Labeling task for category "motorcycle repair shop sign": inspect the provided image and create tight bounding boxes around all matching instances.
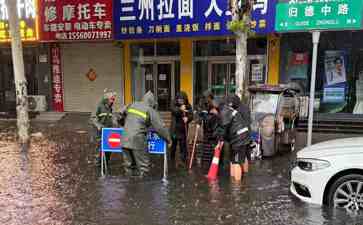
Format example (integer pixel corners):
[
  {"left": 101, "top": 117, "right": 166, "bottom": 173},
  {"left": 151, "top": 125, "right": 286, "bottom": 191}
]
[{"left": 39, "top": 0, "right": 113, "bottom": 41}]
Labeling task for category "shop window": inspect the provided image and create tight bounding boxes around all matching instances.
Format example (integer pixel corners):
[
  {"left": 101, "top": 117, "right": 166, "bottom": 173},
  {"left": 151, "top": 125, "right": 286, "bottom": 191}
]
[
  {"left": 156, "top": 42, "right": 180, "bottom": 56},
  {"left": 131, "top": 41, "right": 179, "bottom": 58},
  {"left": 193, "top": 61, "right": 209, "bottom": 105},
  {"left": 131, "top": 43, "right": 154, "bottom": 57},
  {"left": 194, "top": 39, "right": 235, "bottom": 57},
  {"left": 280, "top": 32, "right": 363, "bottom": 115}
]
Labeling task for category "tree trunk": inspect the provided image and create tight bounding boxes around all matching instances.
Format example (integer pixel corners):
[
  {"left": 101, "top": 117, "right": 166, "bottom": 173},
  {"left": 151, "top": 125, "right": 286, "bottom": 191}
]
[
  {"left": 6, "top": 0, "right": 30, "bottom": 146},
  {"left": 235, "top": 31, "right": 248, "bottom": 100},
  {"left": 231, "top": 0, "right": 249, "bottom": 101}
]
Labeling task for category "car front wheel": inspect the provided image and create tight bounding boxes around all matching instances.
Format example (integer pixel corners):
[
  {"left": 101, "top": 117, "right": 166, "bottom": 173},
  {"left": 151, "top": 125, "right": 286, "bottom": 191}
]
[{"left": 327, "top": 174, "right": 363, "bottom": 212}]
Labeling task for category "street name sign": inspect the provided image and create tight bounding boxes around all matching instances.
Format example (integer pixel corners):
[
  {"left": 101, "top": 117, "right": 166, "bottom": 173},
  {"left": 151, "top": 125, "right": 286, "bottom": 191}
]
[{"left": 275, "top": 0, "right": 363, "bottom": 32}]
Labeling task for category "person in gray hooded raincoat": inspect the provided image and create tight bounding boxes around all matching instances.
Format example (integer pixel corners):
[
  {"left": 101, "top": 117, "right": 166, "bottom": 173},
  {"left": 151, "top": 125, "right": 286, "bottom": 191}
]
[{"left": 121, "top": 91, "right": 171, "bottom": 177}]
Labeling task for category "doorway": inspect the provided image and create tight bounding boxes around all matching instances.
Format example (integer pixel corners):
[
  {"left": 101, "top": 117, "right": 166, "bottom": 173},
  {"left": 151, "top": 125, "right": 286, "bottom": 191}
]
[
  {"left": 141, "top": 62, "right": 175, "bottom": 111},
  {"left": 208, "top": 61, "right": 236, "bottom": 101}
]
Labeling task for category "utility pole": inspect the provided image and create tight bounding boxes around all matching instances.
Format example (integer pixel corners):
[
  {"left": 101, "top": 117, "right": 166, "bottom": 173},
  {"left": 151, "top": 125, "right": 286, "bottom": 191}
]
[
  {"left": 6, "top": 0, "right": 30, "bottom": 146},
  {"left": 229, "top": 0, "right": 252, "bottom": 101}
]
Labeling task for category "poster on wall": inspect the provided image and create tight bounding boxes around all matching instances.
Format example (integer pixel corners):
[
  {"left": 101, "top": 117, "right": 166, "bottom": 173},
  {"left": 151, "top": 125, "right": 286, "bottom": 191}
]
[
  {"left": 39, "top": 0, "right": 113, "bottom": 41},
  {"left": 251, "top": 64, "right": 264, "bottom": 82},
  {"left": 323, "top": 87, "right": 346, "bottom": 103},
  {"left": 287, "top": 52, "right": 309, "bottom": 80},
  {"left": 324, "top": 51, "right": 347, "bottom": 86},
  {"left": 51, "top": 44, "right": 64, "bottom": 112}
]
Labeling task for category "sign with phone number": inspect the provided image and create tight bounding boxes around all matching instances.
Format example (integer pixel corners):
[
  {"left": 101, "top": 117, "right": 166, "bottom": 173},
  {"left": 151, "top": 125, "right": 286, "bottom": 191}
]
[
  {"left": 55, "top": 31, "right": 112, "bottom": 40},
  {"left": 39, "top": 0, "right": 113, "bottom": 41}
]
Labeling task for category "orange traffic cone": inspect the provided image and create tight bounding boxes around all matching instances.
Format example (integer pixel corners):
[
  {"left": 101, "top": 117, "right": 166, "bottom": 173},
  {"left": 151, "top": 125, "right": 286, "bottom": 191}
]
[{"left": 207, "top": 142, "right": 224, "bottom": 180}]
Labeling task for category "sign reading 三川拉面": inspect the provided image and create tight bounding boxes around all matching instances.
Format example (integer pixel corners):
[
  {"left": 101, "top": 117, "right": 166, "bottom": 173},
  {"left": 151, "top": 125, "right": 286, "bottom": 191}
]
[
  {"left": 251, "top": 0, "right": 276, "bottom": 34},
  {"left": 275, "top": 0, "right": 363, "bottom": 32},
  {"left": 0, "top": 0, "right": 38, "bottom": 42},
  {"left": 113, "top": 0, "right": 232, "bottom": 39},
  {"left": 39, "top": 0, "right": 113, "bottom": 41}
]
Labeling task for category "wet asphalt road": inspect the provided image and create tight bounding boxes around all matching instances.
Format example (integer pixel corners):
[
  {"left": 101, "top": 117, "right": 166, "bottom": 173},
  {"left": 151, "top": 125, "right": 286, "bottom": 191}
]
[{"left": 1, "top": 114, "right": 363, "bottom": 225}]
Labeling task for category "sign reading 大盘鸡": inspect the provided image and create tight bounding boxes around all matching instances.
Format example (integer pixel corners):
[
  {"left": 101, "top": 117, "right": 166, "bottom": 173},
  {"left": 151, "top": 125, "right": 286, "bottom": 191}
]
[{"left": 275, "top": 0, "right": 363, "bottom": 32}]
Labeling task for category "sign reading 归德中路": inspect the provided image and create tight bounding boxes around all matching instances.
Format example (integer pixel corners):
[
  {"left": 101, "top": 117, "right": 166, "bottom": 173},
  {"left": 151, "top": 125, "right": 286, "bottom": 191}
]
[
  {"left": 275, "top": 0, "right": 363, "bottom": 32},
  {"left": 113, "top": 0, "right": 232, "bottom": 39},
  {"left": 0, "top": 0, "right": 38, "bottom": 42},
  {"left": 39, "top": 0, "right": 113, "bottom": 41}
]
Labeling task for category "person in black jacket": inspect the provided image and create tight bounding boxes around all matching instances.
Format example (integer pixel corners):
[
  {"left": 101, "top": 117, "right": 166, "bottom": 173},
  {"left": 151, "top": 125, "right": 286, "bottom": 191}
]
[
  {"left": 215, "top": 94, "right": 251, "bottom": 181},
  {"left": 170, "top": 91, "right": 193, "bottom": 166},
  {"left": 196, "top": 90, "right": 223, "bottom": 167}
]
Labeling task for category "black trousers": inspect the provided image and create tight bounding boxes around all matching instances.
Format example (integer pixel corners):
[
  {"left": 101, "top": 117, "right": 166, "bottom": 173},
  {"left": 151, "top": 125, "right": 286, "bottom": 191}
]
[{"left": 170, "top": 135, "right": 188, "bottom": 163}]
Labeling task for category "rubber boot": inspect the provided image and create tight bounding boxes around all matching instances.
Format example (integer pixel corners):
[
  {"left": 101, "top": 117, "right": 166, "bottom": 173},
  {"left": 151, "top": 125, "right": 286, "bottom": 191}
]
[{"left": 133, "top": 149, "right": 151, "bottom": 178}]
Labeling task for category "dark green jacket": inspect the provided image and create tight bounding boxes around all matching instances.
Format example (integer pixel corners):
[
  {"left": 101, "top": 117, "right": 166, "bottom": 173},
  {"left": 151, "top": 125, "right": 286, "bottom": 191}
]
[
  {"left": 121, "top": 92, "right": 171, "bottom": 150},
  {"left": 96, "top": 98, "right": 113, "bottom": 128}
]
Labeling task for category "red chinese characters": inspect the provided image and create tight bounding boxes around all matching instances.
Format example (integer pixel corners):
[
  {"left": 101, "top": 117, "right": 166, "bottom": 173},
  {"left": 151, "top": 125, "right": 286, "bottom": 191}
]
[
  {"left": 39, "top": 0, "right": 113, "bottom": 41},
  {"left": 51, "top": 45, "right": 64, "bottom": 112}
]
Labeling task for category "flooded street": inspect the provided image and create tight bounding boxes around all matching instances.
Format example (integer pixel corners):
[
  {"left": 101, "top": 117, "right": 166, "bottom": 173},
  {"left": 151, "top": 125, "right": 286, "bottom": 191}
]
[{"left": 1, "top": 115, "right": 363, "bottom": 225}]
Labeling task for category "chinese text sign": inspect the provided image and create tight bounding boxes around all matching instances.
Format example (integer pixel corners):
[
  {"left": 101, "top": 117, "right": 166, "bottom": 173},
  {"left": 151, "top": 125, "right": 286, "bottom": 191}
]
[
  {"left": 0, "top": 0, "right": 37, "bottom": 42},
  {"left": 276, "top": 0, "right": 363, "bottom": 32},
  {"left": 113, "top": 0, "right": 232, "bottom": 39},
  {"left": 51, "top": 44, "right": 64, "bottom": 112},
  {"left": 251, "top": 0, "right": 276, "bottom": 34},
  {"left": 39, "top": 0, "right": 113, "bottom": 41}
]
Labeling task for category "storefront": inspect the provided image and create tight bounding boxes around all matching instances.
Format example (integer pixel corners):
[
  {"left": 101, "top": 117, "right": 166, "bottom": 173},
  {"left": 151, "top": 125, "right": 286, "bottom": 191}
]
[
  {"left": 0, "top": 0, "right": 53, "bottom": 116},
  {"left": 193, "top": 38, "right": 268, "bottom": 104},
  {"left": 279, "top": 31, "right": 363, "bottom": 117},
  {"left": 39, "top": 0, "right": 123, "bottom": 112},
  {"left": 274, "top": 0, "right": 363, "bottom": 120},
  {"left": 115, "top": 0, "right": 275, "bottom": 109}
]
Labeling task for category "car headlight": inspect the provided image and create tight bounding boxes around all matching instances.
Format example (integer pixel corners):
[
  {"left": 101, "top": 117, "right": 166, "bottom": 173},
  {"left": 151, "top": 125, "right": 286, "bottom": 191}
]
[{"left": 296, "top": 158, "right": 330, "bottom": 171}]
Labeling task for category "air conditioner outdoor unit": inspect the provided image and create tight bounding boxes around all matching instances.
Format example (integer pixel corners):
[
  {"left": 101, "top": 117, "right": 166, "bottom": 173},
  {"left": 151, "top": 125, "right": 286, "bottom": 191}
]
[{"left": 28, "top": 95, "right": 47, "bottom": 112}]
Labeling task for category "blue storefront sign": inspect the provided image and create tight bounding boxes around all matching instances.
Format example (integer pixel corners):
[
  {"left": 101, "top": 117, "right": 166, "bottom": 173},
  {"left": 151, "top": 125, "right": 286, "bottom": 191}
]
[
  {"left": 113, "top": 0, "right": 232, "bottom": 39},
  {"left": 114, "top": 0, "right": 276, "bottom": 39},
  {"left": 147, "top": 130, "right": 167, "bottom": 154},
  {"left": 251, "top": 0, "right": 276, "bottom": 34}
]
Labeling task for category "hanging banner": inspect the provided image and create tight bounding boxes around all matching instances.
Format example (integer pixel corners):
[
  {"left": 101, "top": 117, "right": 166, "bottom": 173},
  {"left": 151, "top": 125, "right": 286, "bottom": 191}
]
[
  {"left": 251, "top": 0, "right": 276, "bottom": 34},
  {"left": 39, "top": 0, "right": 113, "bottom": 41},
  {"left": 324, "top": 51, "right": 347, "bottom": 86},
  {"left": 0, "top": 0, "right": 38, "bottom": 42},
  {"left": 51, "top": 44, "right": 64, "bottom": 112},
  {"left": 276, "top": 0, "right": 363, "bottom": 32},
  {"left": 113, "top": 0, "right": 232, "bottom": 39}
]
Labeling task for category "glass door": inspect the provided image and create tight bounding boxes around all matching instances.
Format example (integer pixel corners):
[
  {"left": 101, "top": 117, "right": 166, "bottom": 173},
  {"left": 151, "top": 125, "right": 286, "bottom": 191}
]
[
  {"left": 157, "top": 63, "right": 174, "bottom": 111},
  {"left": 142, "top": 63, "right": 154, "bottom": 94},
  {"left": 209, "top": 62, "right": 236, "bottom": 101}
]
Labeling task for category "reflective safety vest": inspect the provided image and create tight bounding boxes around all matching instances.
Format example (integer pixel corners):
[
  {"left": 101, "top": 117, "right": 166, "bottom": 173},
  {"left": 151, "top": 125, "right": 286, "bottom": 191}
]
[{"left": 127, "top": 108, "right": 148, "bottom": 120}]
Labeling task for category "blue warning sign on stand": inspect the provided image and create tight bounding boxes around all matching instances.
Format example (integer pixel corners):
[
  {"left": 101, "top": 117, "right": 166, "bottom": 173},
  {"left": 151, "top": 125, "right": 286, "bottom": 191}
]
[
  {"left": 147, "top": 130, "right": 166, "bottom": 154},
  {"left": 101, "top": 128, "right": 124, "bottom": 153}
]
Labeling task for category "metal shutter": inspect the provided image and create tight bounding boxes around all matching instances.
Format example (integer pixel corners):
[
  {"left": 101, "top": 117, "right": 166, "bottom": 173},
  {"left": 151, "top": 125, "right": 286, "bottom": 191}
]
[{"left": 62, "top": 42, "right": 123, "bottom": 112}]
